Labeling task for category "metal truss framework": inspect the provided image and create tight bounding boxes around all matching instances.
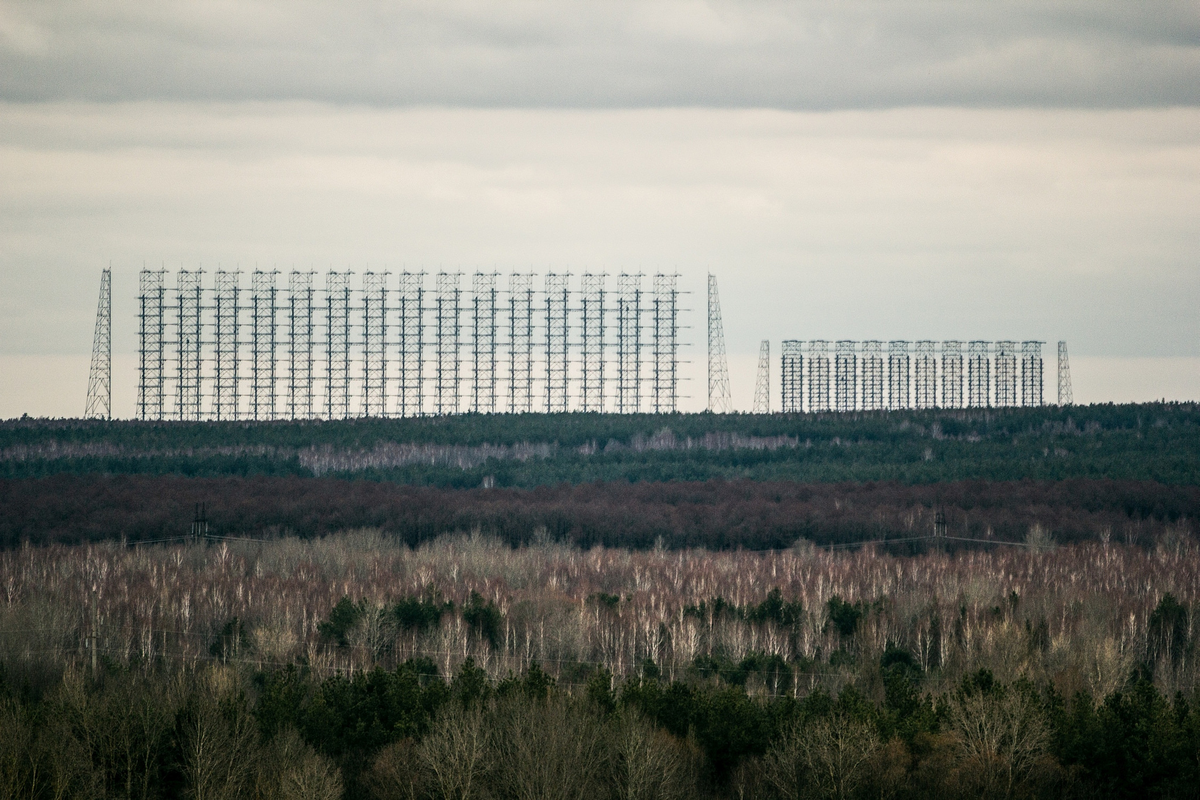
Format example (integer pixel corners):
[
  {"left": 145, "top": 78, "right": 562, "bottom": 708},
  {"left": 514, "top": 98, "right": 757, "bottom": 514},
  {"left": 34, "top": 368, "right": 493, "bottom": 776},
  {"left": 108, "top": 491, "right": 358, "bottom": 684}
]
[
  {"left": 507, "top": 273, "right": 534, "bottom": 414},
  {"left": 85, "top": 268, "right": 112, "bottom": 420},
  {"left": 994, "top": 340, "right": 1018, "bottom": 408},
  {"left": 616, "top": 273, "right": 643, "bottom": 414},
  {"left": 968, "top": 341, "right": 991, "bottom": 408},
  {"left": 781, "top": 340, "right": 803, "bottom": 413},
  {"left": 288, "top": 271, "right": 316, "bottom": 420},
  {"left": 434, "top": 272, "right": 462, "bottom": 416},
  {"left": 941, "top": 341, "right": 964, "bottom": 410},
  {"left": 913, "top": 340, "right": 937, "bottom": 410},
  {"left": 544, "top": 273, "right": 570, "bottom": 413},
  {"left": 362, "top": 271, "right": 389, "bottom": 417},
  {"left": 706, "top": 273, "right": 732, "bottom": 414},
  {"left": 753, "top": 339, "right": 770, "bottom": 414},
  {"left": 1021, "top": 341, "right": 1044, "bottom": 407},
  {"left": 580, "top": 273, "right": 606, "bottom": 413},
  {"left": 471, "top": 272, "right": 498, "bottom": 414},
  {"left": 251, "top": 270, "right": 278, "bottom": 421},
  {"left": 175, "top": 269, "right": 204, "bottom": 422},
  {"left": 137, "top": 269, "right": 166, "bottom": 421},
  {"left": 398, "top": 272, "right": 424, "bottom": 418},
  {"left": 887, "top": 341, "right": 910, "bottom": 411},
  {"left": 860, "top": 341, "right": 884, "bottom": 411},
  {"left": 325, "top": 271, "right": 353, "bottom": 420},
  {"left": 834, "top": 340, "right": 857, "bottom": 412},
  {"left": 651, "top": 273, "right": 679, "bottom": 414},
  {"left": 807, "top": 340, "right": 831, "bottom": 412},
  {"left": 1057, "top": 341, "right": 1073, "bottom": 406}
]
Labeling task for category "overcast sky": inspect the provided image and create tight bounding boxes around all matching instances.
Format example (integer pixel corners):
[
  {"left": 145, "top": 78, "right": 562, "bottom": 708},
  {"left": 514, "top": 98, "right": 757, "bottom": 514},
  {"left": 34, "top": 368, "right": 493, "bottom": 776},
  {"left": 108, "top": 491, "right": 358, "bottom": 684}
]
[{"left": 2, "top": 1, "right": 1198, "bottom": 416}]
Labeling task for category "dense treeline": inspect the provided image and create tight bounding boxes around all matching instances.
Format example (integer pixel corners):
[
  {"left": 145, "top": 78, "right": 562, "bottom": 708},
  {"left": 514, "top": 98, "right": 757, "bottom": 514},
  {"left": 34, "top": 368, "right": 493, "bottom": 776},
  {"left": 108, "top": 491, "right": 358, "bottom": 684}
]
[
  {"left": 4, "top": 647, "right": 1200, "bottom": 798},
  {"left": 2, "top": 475, "right": 1198, "bottom": 548},
  {"left": 3, "top": 532, "right": 1198, "bottom": 797},
  {"left": 3, "top": 403, "right": 1200, "bottom": 486}
]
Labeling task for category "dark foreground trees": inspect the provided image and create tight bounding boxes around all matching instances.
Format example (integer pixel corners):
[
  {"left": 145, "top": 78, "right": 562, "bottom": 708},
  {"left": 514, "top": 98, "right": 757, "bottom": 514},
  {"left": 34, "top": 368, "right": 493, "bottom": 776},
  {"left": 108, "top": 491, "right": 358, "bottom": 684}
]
[{"left": 2, "top": 659, "right": 1200, "bottom": 800}]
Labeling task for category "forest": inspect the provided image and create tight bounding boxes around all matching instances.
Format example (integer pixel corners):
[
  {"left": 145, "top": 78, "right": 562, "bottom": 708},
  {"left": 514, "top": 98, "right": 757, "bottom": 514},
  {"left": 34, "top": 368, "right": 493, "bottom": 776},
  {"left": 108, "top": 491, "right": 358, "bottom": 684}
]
[{"left": 0, "top": 532, "right": 1198, "bottom": 799}]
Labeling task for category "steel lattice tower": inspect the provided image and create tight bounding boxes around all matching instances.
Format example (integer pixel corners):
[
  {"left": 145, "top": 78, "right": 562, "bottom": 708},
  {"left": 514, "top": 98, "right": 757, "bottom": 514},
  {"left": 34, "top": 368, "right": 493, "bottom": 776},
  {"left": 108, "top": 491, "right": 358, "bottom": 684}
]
[
  {"left": 860, "top": 341, "right": 884, "bottom": 411},
  {"left": 753, "top": 339, "right": 770, "bottom": 413},
  {"left": 616, "top": 273, "right": 643, "bottom": 413},
  {"left": 807, "top": 340, "right": 831, "bottom": 412},
  {"left": 994, "top": 340, "right": 1018, "bottom": 407},
  {"left": 887, "top": 341, "right": 910, "bottom": 410},
  {"left": 435, "top": 272, "right": 462, "bottom": 416},
  {"left": 85, "top": 268, "right": 112, "bottom": 420},
  {"left": 325, "top": 271, "right": 353, "bottom": 420},
  {"left": 544, "top": 273, "right": 570, "bottom": 412},
  {"left": 967, "top": 340, "right": 991, "bottom": 408},
  {"left": 580, "top": 273, "right": 606, "bottom": 412},
  {"left": 707, "top": 274, "right": 732, "bottom": 413},
  {"left": 287, "top": 271, "right": 316, "bottom": 420},
  {"left": 913, "top": 340, "right": 937, "bottom": 409},
  {"left": 250, "top": 270, "right": 279, "bottom": 421},
  {"left": 361, "top": 271, "right": 390, "bottom": 417},
  {"left": 1057, "top": 341, "right": 1073, "bottom": 406},
  {"left": 398, "top": 271, "right": 425, "bottom": 417},
  {"left": 137, "top": 269, "right": 166, "bottom": 421},
  {"left": 941, "top": 341, "right": 964, "bottom": 409},
  {"left": 834, "top": 340, "right": 857, "bottom": 412},
  {"left": 507, "top": 273, "right": 534, "bottom": 414},
  {"left": 212, "top": 270, "right": 242, "bottom": 420},
  {"left": 471, "top": 272, "right": 499, "bottom": 414},
  {"left": 651, "top": 273, "right": 679, "bottom": 414},
  {"left": 1021, "top": 341, "right": 1043, "bottom": 407},
  {"left": 781, "top": 340, "right": 803, "bottom": 413},
  {"left": 175, "top": 269, "right": 204, "bottom": 421}
]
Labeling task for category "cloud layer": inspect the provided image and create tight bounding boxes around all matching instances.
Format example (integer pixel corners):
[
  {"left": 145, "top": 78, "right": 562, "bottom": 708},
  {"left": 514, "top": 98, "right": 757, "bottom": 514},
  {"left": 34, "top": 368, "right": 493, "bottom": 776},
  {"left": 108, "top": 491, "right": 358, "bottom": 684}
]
[{"left": 2, "top": 1, "right": 1199, "bottom": 108}]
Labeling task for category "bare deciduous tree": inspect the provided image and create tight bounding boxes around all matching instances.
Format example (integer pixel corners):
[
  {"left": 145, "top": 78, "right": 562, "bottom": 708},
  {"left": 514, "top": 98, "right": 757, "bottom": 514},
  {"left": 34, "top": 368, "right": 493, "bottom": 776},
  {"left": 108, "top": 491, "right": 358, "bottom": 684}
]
[
  {"left": 947, "top": 688, "right": 1050, "bottom": 800},
  {"left": 609, "top": 709, "right": 698, "bottom": 800},
  {"left": 417, "top": 703, "right": 492, "bottom": 800},
  {"left": 490, "top": 695, "right": 607, "bottom": 800}
]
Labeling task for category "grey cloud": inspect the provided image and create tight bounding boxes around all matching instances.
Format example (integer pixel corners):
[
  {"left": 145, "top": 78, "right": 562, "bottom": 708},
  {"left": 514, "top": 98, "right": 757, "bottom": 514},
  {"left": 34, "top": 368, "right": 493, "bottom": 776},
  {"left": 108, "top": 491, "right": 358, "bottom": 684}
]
[{"left": 1, "top": 1, "right": 1198, "bottom": 108}]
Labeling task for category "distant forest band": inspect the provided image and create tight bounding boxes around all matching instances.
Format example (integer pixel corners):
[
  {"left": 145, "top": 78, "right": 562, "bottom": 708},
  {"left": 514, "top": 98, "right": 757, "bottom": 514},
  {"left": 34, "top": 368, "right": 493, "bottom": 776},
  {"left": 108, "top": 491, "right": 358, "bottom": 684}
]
[
  {"left": 135, "top": 269, "right": 682, "bottom": 421},
  {"left": 778, "top": 339, "right": 1051, "bottom": 412}
]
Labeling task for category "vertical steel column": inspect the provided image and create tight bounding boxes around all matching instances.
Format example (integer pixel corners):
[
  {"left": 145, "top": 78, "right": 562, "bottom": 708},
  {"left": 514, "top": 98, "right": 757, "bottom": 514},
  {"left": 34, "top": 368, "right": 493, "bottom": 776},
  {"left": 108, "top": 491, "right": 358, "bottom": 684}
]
[
  {"left": 887, "top": 341, "right": 910, "bottom": 410},
  {"left": 753, "top": 340, "right": 770, "bottom": 413},
  {"left": 287, "top": 271, "right": 315, "bottom": 420},
  {"left": 706, "top": 273, "right": 732, "bottom": 413},
  {"left": 834, "top": 340, "right": 857, "bottom": 412},
  {"left": 85, "top": 268, "right": 112, "bottom": 420},
  {"left": 781, "top": 340, "right": 803, "bottom": 413},
  {"left": 435, "top": 272, "right": 462, "bottom": 416},
  {"left": 137, "top": 269, "right": 166, "bottom": 421},
  {"left": 212, "top": 270, "right": 242, "bottom": 420},
  {"left": 398, "top": 271, "right": 425, "bottom": 417},
  {"left": 250, "top": 270, "right": 279, "bottom": 421},
  {"left": 1021, "top": 341, "right": 1043, "bottom": 407},
  {"left": 941, "top": 341, "right": 964, "bottom": 409},
  {"left": 1057, "top": 341, "right": 1073, "bottom": 406},
  {"left": 362, "top": 271, "right": 389, "bottom": 417},
  {"left": 616, "top": 273, "right": 643, "bottom": 413},
  {"left": 471, "top": 272, "right": 499, "bottom": 414},
  {"left": 325, "top": 271, "right": 353, "bottom": 420},
  {"left": 860, "top": 341, "right": 884, "bottom": 411},
  {"left": 507, "top": 273, "right": 534, "bottom": 414},
  {"left": 994, "top": 340, "right": 1018, "bottom": 407},
  {"left": 543, "top": 273, "right": 570, "bottom": 412},
  {"left": 807, "top": 340, "right": 831, "bottom": 412},
  {"left": 914, "top": 340, "right": 937, "bottom": 409},
  {"left": 651, "top": 273, "right": 679, "bottom": 414},
  {"left": 175, "top": 269, "right": 204, "bottom": 421},
  {"left": 580, "top": 273, "right": 606, "bottom": 412},
  {"left": 967, "top": 340, "right": 991, "bottom": 408}
]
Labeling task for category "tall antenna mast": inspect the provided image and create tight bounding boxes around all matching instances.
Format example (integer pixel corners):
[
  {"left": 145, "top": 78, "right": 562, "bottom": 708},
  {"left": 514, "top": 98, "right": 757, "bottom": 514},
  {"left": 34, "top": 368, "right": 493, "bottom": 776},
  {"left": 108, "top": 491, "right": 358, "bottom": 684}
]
[
  {"left": 85, "top": 267, "right": 112, "bottom": 419},
  {"left": 706, "top": 274, "right": 732, "bottom": 413},
  {"left": 1057, "top": 341, "right": 1073, "bottom": 405},
  {"left": 752, "top": 339, "right": 770, "bottom": 413}
]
